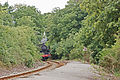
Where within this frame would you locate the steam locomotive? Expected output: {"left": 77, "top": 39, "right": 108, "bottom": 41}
{"left": 40, "top": 43, "right": 51, "bottom": 61}
{"left": 39, "top": 32, "right": 51, "bottom": 61}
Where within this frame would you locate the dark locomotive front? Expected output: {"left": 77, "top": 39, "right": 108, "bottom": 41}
{"left": 40, "top": 43, "right": 51, "bottom": 61}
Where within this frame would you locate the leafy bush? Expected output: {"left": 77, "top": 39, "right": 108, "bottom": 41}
{"left": 99, "top": 29, "right": 120, "bottom": 74}
{"left": 0, "top": 25, "right": 40, "bottom": 67}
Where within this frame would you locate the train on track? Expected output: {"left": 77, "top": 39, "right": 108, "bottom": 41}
{"left": 40, "top": 43, "right": 51, "bottom": 61}
{"left": 39, "top": 32, "right": 51, "bottom": 61}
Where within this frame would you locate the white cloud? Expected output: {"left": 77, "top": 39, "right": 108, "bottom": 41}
{"left": 0, "top": 0, "right": 69, "bottom": 13}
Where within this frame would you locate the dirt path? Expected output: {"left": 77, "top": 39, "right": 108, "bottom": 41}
{"left": 13, "top": 61, "right": 100, "bottom": 80}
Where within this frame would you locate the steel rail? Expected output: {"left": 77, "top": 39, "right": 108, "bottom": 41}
{"left": 50, "top": 60, "right": 65, "bottom": 68}
{"left": 0, "top": 61, "right": 64, "bottom": 80}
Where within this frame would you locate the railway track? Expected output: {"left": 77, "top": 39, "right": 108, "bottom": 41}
{"left": 0, "top": 61, "right": 66, "bottom": 80}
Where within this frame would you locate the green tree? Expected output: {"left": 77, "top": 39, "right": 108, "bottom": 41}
{"left": 16, "top": 16, "right": 35, "bottom": 27}
{"left": 79, "top": 0, "right": 120, "bottom": 63}
{"left": 43, "top": 0, "right": 87, "bottom": 58}
{"left": 13, "top": 5, "right": 43, "bottom": 28}
{"left": 0, "top": 2, "right": 14, "bottom": 26}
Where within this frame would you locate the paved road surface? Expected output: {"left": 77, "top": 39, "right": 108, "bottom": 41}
{"left": 14, "top": 61, "right": 99, "bottom": 80}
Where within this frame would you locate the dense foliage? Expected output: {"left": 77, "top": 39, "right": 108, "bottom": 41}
{"left": 43, "top": 0, "right": 120, "bottom": 75}
{"left": 0, "top": 26, "right": 40, "bottom": 67}
{"left": 99, "top": 28, "right": 120, "bottom": 75}
{"left": 0, "top": 3, "right": 42, "bottom": 67}
{"left": 43, "top": 0, "right": 87, "bottom": 59}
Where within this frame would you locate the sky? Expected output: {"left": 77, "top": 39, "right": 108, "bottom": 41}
{"left": 0, "top": 0, "right": 69, "bottom": 14}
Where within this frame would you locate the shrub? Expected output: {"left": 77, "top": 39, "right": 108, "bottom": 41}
{"left": 0, "top": 25, "right": 40, "bottom": 67}
{"left": 99, "top": 29, "right": 120, "bottom": 74}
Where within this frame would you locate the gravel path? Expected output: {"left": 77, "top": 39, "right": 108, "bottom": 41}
{"left": 14, "top": 61, "right": 100, "bottom": 80}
